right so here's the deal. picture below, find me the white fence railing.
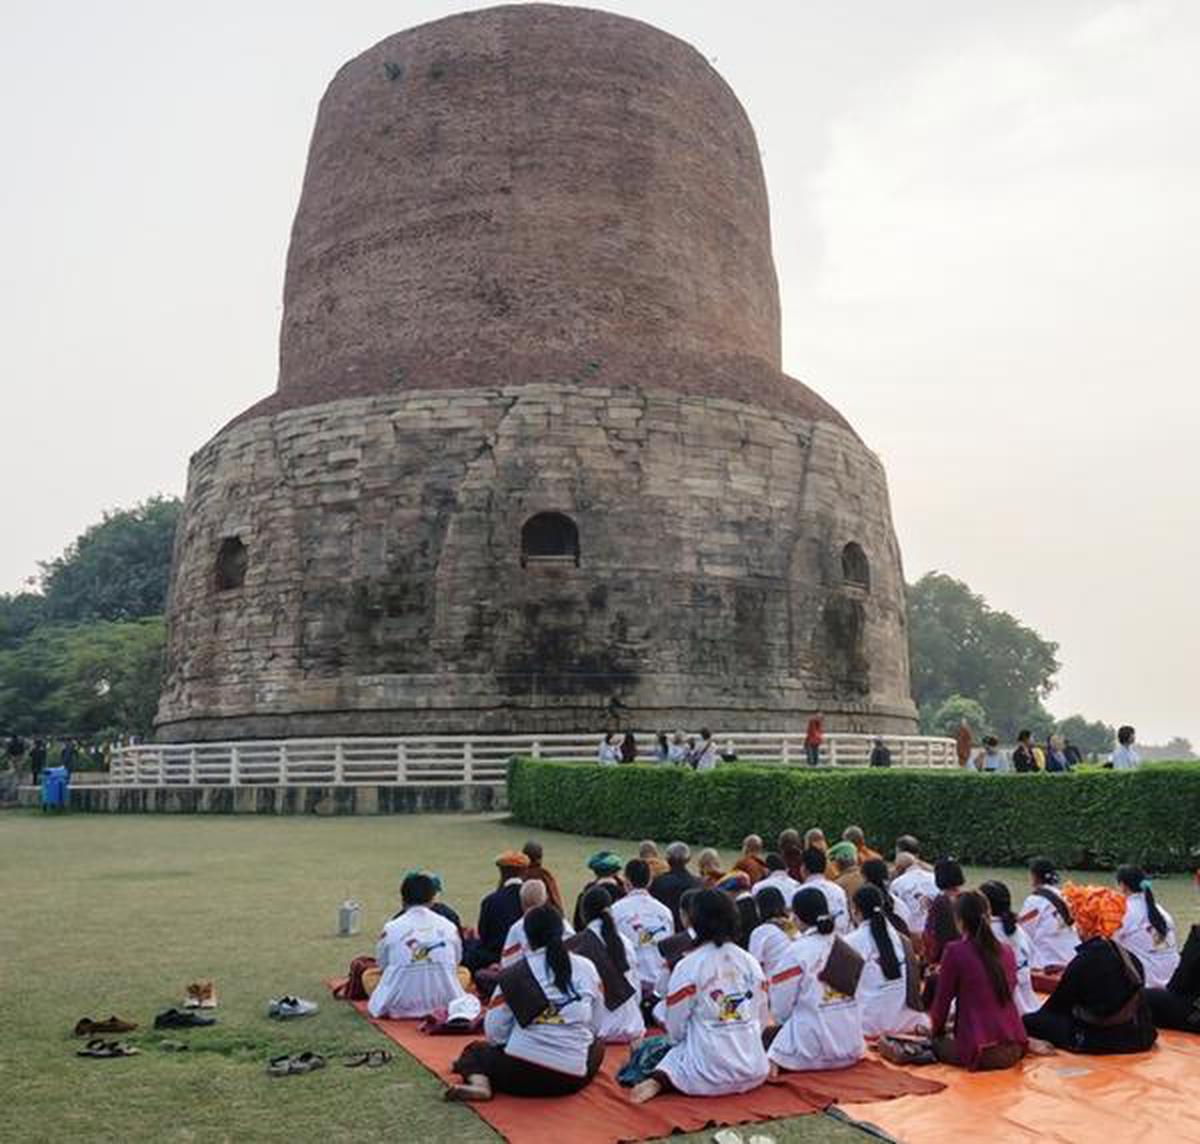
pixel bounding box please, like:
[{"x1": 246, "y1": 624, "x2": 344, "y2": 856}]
[{"x1": 107, "y1": 733, "x2": 957, "y2": 787}]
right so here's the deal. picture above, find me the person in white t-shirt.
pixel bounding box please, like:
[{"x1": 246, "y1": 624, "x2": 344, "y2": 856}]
[
  {"x1": 844, "y1": 885, "x2": 926, "y2": 1037},
  {"x1": 369, "y1": 873, "x2": 464, "y2": 1019},
  {"x1": 446, "y1": 906, "x2": 604, "y2": 1101},
  {"x1": 500, "y1": 880, "x2": 575, "y2": 966},
  {"x1": 609, "y1": 859, "x2": 675, "y2": 996},
  {"x1": 981, "y1": 881, "x2": 1039, "y2": 1015},
  {"x1": 597, "y1": 732, "x2": 621, "y2": 765},
  {"x1": 576, "y1": 886, "x2": 645, "y2": 1043},
  {"x1": 1018, "y1": 858, "x2": 1080, "y2": 971},
  {"x1": 747, "y1": 885, "x2": 801, "y2": 1002},
  {"x1": 766, "y1": 887, "x2": 865, "y2": 1073},
  {"x1": 1114, "y1": 865, "x2": 1180, "y2": 988},
  {"x1": 753, "y1": 854, "x2": 802, "y2": 907},
  {"x1": 630, "y1": 889, "x2": 769, "y2": 1102},
  {"x1": 890, "y1": 851, "x2": 938, "y2": 935},
  {"x1": 799, "y1": 846, "x2": 850, "y2": 934},
  {"x1": 1110, "y1": 725, "x2": 1140, "y2": 770}
]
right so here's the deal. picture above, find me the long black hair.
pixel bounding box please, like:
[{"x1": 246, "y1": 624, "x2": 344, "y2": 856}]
[
  {"x1": 854, "y1": 884, "x2": 901, "y2": 980},
  {"x1": 793, "y1": 887, "x2": 835, "y2": 936},
  {"x1": 861, "y1": 858, "x2": 910, "y2": 936},
  {"x1": 755, "y1": 886, "x2": 787, "y2": 921},
  {"x1": 957, "y1": 890, "x2": 1011, "y2": 1004},
  {"x1": 525, "y1": 905, "x2": 573, "y2": 994},
  {"x1": 980, "y1": 880, "x2": 1018, "y2": 936},
  {"x1": 1029, "y1": 857, "x2": 1073, "y2": 926},
  {"x1": 581, "y1": 885, "x2": 629, "y2": 973},
  {"x1": 735, "y1": 894, "x2": 761, "y2": 948},
  {"x1": 1117, "y1": 864, "x2": 1169, "y2": 940},
  {"x1": 691, "y1": 888, "x2": 738, "y2": 946}
]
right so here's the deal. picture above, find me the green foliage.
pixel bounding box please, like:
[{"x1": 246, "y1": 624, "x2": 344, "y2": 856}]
[
  {"x1": 0, "y1": 592, "x2": 47, "y2": 650},
  {"x1": 509, "y1": 759, "x2": 1200, "y2": 872},
  {"x1": 39, "y1": 496, "x2": 181, "y2": 623},
  {"x1": 921, "y1": 693, "x2": 990, "y2": 738},
  {"x1": 0, "y1": 617, "x2": 164, "y2": 737},
  {"x1": 907, "y1": 572, "x2": 1060, "y2": 739},
  {"x1": 1055, "y1": 713, "x2": 1116, "y2": 756}
]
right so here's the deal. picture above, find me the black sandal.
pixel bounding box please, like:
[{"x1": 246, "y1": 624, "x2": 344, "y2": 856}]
[
  {"x1": 343, "y1": 1052, "x2": 372, "y2": 1068},
  {"x1": 365, "y1": 1049, "x2": 392, "y2": 1068}
]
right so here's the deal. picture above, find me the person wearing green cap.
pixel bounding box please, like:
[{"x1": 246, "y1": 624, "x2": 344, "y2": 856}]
[
  {"x1": 573, "y1": 852, "x2": 626, "y2": 931},
  {"x1": 829, "y1": 842, "x2": 864, "y2": 901}
]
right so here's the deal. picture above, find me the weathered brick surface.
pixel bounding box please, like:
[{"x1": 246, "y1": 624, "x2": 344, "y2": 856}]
[
  {"x1": 157, "y1": 6, "x2": 916, "y2": 739},
  {"x1": 158, "y1": 385, "x2": 915, "y2": 738}
]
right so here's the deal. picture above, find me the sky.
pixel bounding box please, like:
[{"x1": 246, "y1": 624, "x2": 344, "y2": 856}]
[{"x1": 2, "y1": 1, "x2": 1197, "y2": 743}]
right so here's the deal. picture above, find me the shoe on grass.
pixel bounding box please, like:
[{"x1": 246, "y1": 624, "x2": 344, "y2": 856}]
[
  {"x1": 154, "y1": 1008, "x2": 217, "y2": 1029},
  {"x1": 74, "y1": 1016, "x2": 138, "y2": 1036},
  {"x1": 267, "y1": 1051, "x2": 326, "y2": 1076},
  {"x1": 183, "y1": 980, "x2": 218, "y2": 1009},
  {"x1": 77, "y1": 1039, "x2": 140, "y2": 1058},
  {"x1": 268, "y1": 996, "x2": 319, "y2": 1019}
]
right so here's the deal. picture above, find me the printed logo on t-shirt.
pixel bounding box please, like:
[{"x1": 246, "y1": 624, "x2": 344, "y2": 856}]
[
  {"x1": 405, "y1": 937, "x2": 446, "y2": 963},
  {"x1": 709, "y1": 988, "x2": 754, "y2": 1022},
  {"x1": 532, "y1": 982, "x2": 582, "y2": 1025},
  {"x1": 633, "y1": 921, "x2": 668, "y2": 946}
]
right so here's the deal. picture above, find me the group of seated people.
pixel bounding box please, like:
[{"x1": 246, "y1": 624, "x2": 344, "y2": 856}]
[{"x1": 363, "y1": 831, "x2": 1199, "y2": 1104}]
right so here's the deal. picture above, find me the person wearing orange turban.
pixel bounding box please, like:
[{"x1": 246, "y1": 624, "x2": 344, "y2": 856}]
[{"x1": 1021, "y1": 883, "x2": 1157, "y2": 1054}]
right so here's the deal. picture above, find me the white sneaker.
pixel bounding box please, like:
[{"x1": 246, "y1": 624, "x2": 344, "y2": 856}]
[{"x1": 268, "y1": 995, "x2": 319, "y2": 1019}]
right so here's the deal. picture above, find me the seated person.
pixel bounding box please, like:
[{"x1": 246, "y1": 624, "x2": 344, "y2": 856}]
[
  {"x1": 829, "y1": 842, "x2": 864, "y2": 900},
  {"x1": 798, "y1": 846, "x2": 849, "y2": 933},
  {"x1": 747, "y1": 886, "x2": 800, "y2": 991},
  {"x1": 1022, "y1": 883, "x2": 1156, "y2": 1054},
  {"x1": 465, "y1": 852, "x2": 529, "y2": 974},
  {"x1": 732, "y1": 835, "x2": 770, "y2": 884},
  {"x1": 1114, "y1": 864, "x2": 1180, "y2": 989},
  {"x1": 390, "y1": 871, "x2": 463, "y2": 936},
  {"x1": 1019, "y1": 858, "x2": 1079, "y2": 971},
  {"x1": 573, "y1": 852, "x2": 626, "y2": 931},
  {"x1": 860, "y1": 858, "x2": 913, "y2": 935},
  {"x1": 521, "y1": 840, "x2": 565, "y2": 914},
  {"x1": 697, "y1": 848, "x2": 726, "y2": 887},
  {"x1": 446, "y1": 907, "x2": 604, "y2": 1101},
  {"x1": 924, "y1": 859, "x2": 966, "y2": 967},
  {"x1": 650, "y1": 842, "x2": 705, "y2": 931},
  {"x1": 630, "y1": 890, "x2": 769, "y2": 1102},
  {"x1": 501, "y1": 880, "x2": 574, "y2": 967},
  {"x1": 845, "y1": 885, "x2": 925, "y2": 1037},
  {"x1": 842, "y1": 825, "x2": 882, "y2": 864},
  {"x1": 638, "y1": 840, "x2": 669, "y2": 879},
  {"x1": 732, "y1": 880, "x2": 761, "y2": 951},
  {"x1": 980, "y1": 880, "x2": 1038, "y2": 1015},
  {"x1": 1146, "y1": 924, "x2": 1200, "y2": 1032},
  {"x1": 753, "y1": 853, "x2": 802, "y2": 906},
  {"x1": 928, "y1": 890, "x2": 1027, "y2": 1069},
  {"x1": 573, "y1": 886, "x2": 645, "y2": 1043},
  {"x1": 369, "y1": 873, "x2": 464, "y2": 1019},
  {"x1": 890, "y1": 836, "x2": 937, "y2": 934},
  {"x1": 765, "y1": 887, "x2": 865, "y2": 1073},
  {"x1": 610, "y1": 859, "x2": 675, "y2": 998}
]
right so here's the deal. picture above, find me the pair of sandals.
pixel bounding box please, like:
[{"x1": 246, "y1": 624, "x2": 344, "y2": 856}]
[
  {"x1": 267, "y1": 1049, "x2": 392, "y2": 1076},
  {"x1": 77, "y1": 1038, "x2": 139, "y2": 1059},
  {"x1": 343, "y1": 1049, "x2": 392, "y2": 1069}
]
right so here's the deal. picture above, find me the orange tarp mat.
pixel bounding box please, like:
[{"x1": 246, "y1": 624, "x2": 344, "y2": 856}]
[
  {"x1": 850, "y1": 1030, "x2": 1200, "y2": 1144},
  {"x1": 337, "y1": 994, "x2": 943, "y2": 1144}
]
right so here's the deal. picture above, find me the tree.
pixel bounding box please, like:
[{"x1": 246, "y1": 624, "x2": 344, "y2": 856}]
[
  {"x1": 0, "y1": 592, "x2": 46, "y2": 649},
  {"x1": 1054, "y1": 714, "x2": 1115, "y2": 757},
  {"x1": 907, "y1": 572, "x2": 1060, "y2": 741},
  {"x1": 39, "y1": 496, "x2": 181, "y2": 623},
  {"x1": 0, "y1": 618, "x2": 165, "y2": 737},
  {"x1": 920, "y1": 694, "x2": 990, "y2": 739}
]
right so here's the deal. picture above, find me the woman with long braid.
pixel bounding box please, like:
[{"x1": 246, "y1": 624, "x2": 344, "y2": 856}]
[{"x1": 1114, "y1": 865, "x2": 1180, "y2": 988}]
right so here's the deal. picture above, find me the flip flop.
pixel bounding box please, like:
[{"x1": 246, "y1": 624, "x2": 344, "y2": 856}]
[
  {"x1": 267, "y1": 1055, "x2": 294, "y2": 1076},
  {"x1": 343, "y1": 1052, "x2": 372, "y2": 1069},
  {"x1": 77, "y1": 1040, "x2": 139, "y2": 1058},
  {"x1": 365, "y1": 1049, "x2": 392, "y2": 1068}
]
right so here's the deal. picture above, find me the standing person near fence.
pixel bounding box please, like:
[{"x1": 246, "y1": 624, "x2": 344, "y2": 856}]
[
  {"x1": 804, "y1": 712, "x2": 824, "y2": 767},
  {"x1": 955, "y1": 718, "x2": 973, "y2": 768}
]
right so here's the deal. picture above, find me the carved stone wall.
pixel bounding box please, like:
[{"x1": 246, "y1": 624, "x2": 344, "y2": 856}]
[{"x1": 158, "y1": 383, "x2": 914, "y2": 738}]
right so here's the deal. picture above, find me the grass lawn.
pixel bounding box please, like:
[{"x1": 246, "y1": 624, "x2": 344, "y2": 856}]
[{"x1": 2, "y1": 811, "x2": 1195, "y2": 1144}]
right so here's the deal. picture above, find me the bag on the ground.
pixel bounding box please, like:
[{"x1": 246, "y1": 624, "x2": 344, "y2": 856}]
[
  {"x1": 819, "y1": 936, "x2": 866, "y2": 998},
  {"x1": 616, "y1": 1034, "x2": 672, "y2": 1086},
  {"x1": 332, "y1": 955, "x2": 378, "y2": 1001}
]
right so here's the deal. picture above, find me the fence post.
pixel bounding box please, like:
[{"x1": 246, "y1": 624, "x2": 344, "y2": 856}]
[
  {"x1": 189, "y1": 747, "x2": 197, "y2": 785},
  {"x1": 334, "y1": 741, "x2": 345, "y2": 785},
  {"x1": 829, "y1": 737, "x2": 839, "y2": 767},
  {"x1": 279, "y1": 741, "x2": 287, "y2": 783},
  {"x1": 782, "y1": 738, "x2": 791, "y2": 767},
  {"x1": 464, "y1": 740, "x2": 474, "y2": 784},
  {"x1": 531, "y1": 739, "x2": 541, "y2": 760}
]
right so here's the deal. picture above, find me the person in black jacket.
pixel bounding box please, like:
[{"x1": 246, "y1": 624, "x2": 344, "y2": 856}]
[
  {"x1": 465, "y1": 852, "x2": 529, "y2": 973},
  {"x1": 649, "y1": 841, "x2": 704, "y2": 932},
  {"x1": 1022, "y1": 883, "x2": 1156, "y2": 1053},
  {"x1": 1011, "y1": 730, "x2": 1036, "y2": 773},
  {"x1": 1146, "y1": 924, "x2": 1200, "y2": 1032}
]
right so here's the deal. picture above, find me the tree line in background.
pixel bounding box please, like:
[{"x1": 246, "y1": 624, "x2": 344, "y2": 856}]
[{"x1": 0, "y1": 497, "x2": 1194, "y2": 757}]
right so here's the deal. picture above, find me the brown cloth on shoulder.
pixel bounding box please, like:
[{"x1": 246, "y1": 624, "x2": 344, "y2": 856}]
[
  {"x1": 496, "y1": 959, "x2": 553, "y2": 1027},
  {"x1": 819, "y1": 936, "x2": 866, "y2": 998}
]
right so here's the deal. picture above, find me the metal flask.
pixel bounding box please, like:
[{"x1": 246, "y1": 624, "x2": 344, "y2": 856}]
[{"x1": 337, "y1": 900, "x2": 361, "y2": 937}]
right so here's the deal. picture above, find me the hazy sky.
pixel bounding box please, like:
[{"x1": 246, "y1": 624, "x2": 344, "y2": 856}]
[{"x1": 2, "y1": 1, "x2": 1197, "y2": 743}]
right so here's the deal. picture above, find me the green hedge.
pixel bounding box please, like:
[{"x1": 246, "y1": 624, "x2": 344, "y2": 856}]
[{"x1": 508, "y1": 759, "x2": 1200, "y2": 872}]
